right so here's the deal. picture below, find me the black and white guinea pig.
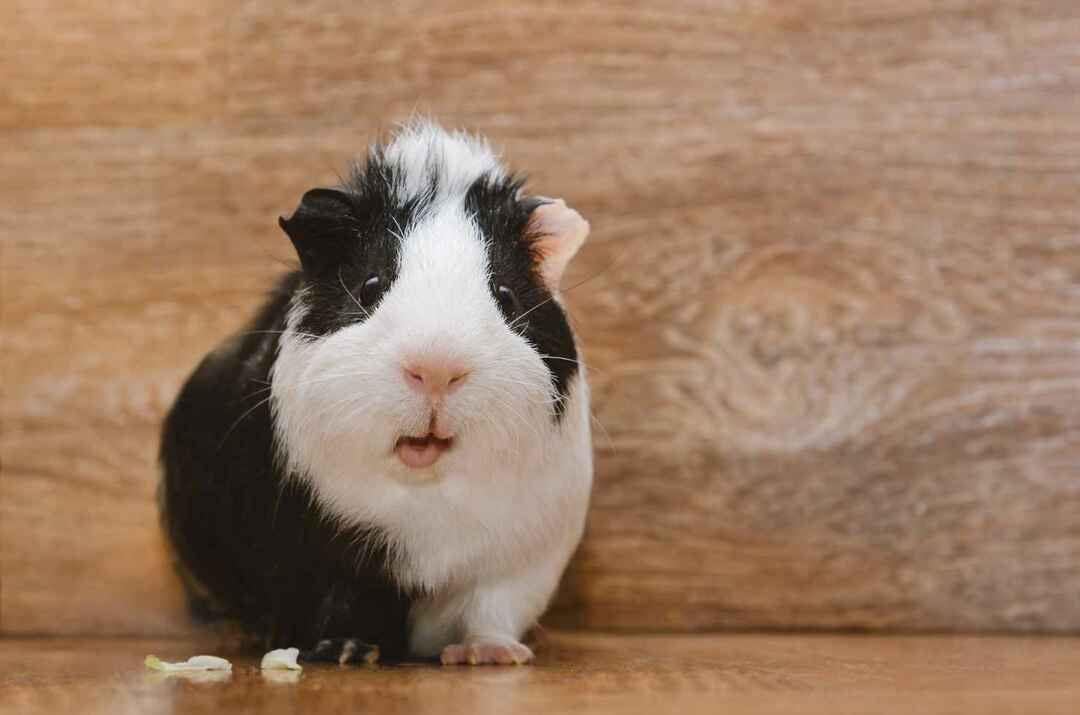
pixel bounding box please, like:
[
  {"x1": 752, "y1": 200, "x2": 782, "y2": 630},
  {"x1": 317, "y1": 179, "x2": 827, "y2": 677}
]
[{"x1": 159, "y1": 119, "x2": 592, "y2": 666}]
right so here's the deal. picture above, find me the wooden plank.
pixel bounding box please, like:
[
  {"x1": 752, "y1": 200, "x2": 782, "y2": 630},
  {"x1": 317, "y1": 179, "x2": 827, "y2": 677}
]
[
  {"x1": 0, "y1": 125, "x2": 330, "y2": 634},
  {"x1": 3, "y1": 0, "x2": 1080, "y2": 634},
  {"x1": 3, "y1": 633, "x2": 1080, "y2": 714},
  {"x1": 0, "y1": 1, "x2": 227, "y2": 129},
  {"x1": 220, "y1": 0, "x2": 1080, "y2": 132},
  {"x1": 548, "y1": 127, "x2": 1080, "y2": 631}
]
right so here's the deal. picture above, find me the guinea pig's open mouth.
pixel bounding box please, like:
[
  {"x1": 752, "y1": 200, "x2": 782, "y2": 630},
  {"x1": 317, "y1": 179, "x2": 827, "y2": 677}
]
[{"x1": 394, "y1": 434, "x2": 453, "y2": 469}]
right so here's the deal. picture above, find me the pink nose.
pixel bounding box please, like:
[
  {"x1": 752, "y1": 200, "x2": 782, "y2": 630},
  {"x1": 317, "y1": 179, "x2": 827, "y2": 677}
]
[{"x1": 403, "y1": 360, "x2": 470, "y2": 397}]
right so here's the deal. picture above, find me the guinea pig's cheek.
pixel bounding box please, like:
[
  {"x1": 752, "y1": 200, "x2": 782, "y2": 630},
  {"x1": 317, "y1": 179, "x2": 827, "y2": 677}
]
[
  {"x1": 298, "y1": 339, "x2": 395, "y2": 443},
  {"x1": 455, "y1": 361, "x2": 546, "y2": 445}
]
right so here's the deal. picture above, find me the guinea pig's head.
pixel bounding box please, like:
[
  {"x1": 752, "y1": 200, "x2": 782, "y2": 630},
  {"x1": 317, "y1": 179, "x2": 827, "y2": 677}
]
[{"x1": 271, "y1": 120, "x2": 589, "y2": 484}]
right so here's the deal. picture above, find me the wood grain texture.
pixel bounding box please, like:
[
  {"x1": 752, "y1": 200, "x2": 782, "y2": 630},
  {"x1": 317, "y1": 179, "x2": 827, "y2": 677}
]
[
  {"x1": 3, "y1": 633, "x2": 1080, "y2": 715},
  {"x1": 3, "y1": 0, "x2": 1080, "y2": 634},
  {"x1": 0, "y1": 1, "x2": 227, "y2": 129}
]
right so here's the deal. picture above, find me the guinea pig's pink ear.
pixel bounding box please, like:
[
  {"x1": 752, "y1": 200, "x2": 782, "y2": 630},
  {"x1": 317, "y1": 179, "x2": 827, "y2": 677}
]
[
  {"x1": 279, "y1": 188, "x2": 356, "y2": 275},
  {"x1": 526, "y1": 197, "x2": 590, "y2": 293}
]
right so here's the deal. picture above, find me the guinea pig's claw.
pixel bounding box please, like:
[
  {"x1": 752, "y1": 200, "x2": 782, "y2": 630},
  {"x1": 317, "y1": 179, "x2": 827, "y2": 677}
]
[{"x1": 300, "y1": 638, "x2": 380, "y2": 666}]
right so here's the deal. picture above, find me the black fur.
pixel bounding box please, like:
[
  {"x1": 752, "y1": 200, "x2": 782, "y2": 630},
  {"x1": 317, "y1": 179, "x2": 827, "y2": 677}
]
[
  {"x1": 279, "y1": 155, "x2": 418, "y2": 339},
  {"x1": 159, "y1": 273, "x2": 410, "y2": 658},
  {"x1": 466, "y1": 176, "x2": 579, "y2": 415},
  {"x1": 159, "y1": 140, "x2": 579, "y2": 660}
]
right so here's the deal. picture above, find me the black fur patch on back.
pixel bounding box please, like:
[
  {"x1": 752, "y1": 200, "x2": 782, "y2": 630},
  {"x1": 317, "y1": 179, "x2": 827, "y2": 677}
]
[{"x1": 465, "y1": 175, "x2": 579, "y2": 416}]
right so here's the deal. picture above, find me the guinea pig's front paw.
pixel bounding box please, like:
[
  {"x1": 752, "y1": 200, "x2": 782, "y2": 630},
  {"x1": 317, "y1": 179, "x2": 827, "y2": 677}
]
[{"x1": 440, "y1": 636, "x2": 534, "y2": 666}]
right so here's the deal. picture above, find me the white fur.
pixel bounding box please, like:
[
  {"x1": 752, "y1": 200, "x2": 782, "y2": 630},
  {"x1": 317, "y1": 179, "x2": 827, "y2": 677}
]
[
  {"x1": 270, "y1": 123, "x2": 592, "y2": 658},
  {"x1": 381, "y1": 118, "x2": 506, "y2": 208}
]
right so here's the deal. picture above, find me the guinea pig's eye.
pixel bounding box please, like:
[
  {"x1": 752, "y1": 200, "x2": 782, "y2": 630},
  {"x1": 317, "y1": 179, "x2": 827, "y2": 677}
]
[
  {"x1": 495, "y1": 285, "x2": 522, "y2": 320},
  {"x1": 359, "y1": 274, "x2": 384, "y2": 307}
]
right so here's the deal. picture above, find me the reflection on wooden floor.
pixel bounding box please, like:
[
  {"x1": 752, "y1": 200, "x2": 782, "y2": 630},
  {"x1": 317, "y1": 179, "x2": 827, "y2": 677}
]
[{"x1": 3, "y1": 631, "x2": 1080, "y2": 714}]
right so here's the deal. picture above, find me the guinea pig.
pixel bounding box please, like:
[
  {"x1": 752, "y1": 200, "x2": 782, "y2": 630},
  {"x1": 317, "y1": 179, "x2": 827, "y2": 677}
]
[{"x1": 158, "y1": 119, "x2": 592, "y2": 666}]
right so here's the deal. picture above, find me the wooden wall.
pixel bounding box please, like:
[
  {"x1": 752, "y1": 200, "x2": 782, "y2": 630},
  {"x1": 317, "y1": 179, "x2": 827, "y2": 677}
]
[{"x1": 2, "y1": 0, "x2": 1079, "y2": 635}]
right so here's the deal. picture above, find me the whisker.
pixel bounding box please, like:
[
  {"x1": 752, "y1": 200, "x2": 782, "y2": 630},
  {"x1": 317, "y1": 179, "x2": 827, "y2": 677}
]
[
  {"x1": 237, "y1": 385, "x2": 274, "y2": 402},
  {"x1": 279, "y1": 369, "x2": 381, "y2": 391},
  {"x1": 561, "y1": 255, "x2": 623, "y2": 296},
  {"x1": 388, "y1": 214, "x2": 407, "y2": 243},
  {"x1": 482, "y1": 378, "x2": 560, "y2": 406},
  {"x1": 507, "y1": 295, "x2": 554, "y2": 332},
  {"x1": 337, "y1": 398, "x2": 374, "y2": 429},
  {"x1": 590, "y1": 411, "x2": 616, "y2": 454},
  {"x1": 338, "y1": 267, "x2": 371, "y2": 320},
  {"x1": 472, "y1": 386, "x2": 542, "y2": 445},
  {"x1": 493, "y1": 353, "x2": 606, "y2": 378},
  {"x1": 216, "y1": 395, "x2": 274, "y2": 452},
  {"x1": 309, "y1": 387, "x2": 372, "y2": 425},
  {"x1": 504, "y1": 255, "x2": 618, "y2": 333},
  {"x1": 239, "y1": 329, "x2": 325, "y2": 341}
]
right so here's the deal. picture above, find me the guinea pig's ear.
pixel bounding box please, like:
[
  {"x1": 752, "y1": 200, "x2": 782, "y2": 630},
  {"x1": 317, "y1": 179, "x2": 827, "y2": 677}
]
[
  {"x1": 278, "y1": 188, "x2": 356, "y2": 275},
  {"x1": 525, "y1": 197, "x2": 590, "y2": 293}
]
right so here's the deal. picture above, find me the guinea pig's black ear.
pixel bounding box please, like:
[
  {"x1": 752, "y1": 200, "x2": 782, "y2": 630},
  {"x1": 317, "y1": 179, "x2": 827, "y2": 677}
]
[
  {"x1": 278, "y1": 188, "x2": 357, "y2": 275},
  {"x1": 524, "y1": 197, "x2": 590, "y2": 292}
]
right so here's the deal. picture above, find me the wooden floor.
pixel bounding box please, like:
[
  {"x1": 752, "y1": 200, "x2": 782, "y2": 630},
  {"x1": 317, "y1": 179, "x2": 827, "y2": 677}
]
[{"x1": 1, "y1": 632, "x2": 1078, "y2": 714}]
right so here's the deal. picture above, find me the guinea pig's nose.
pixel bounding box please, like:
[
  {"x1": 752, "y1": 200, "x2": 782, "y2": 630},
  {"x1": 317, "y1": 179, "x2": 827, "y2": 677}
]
[{"x1": 403, "y1": 360, "x2": 471, "y2": 397}]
